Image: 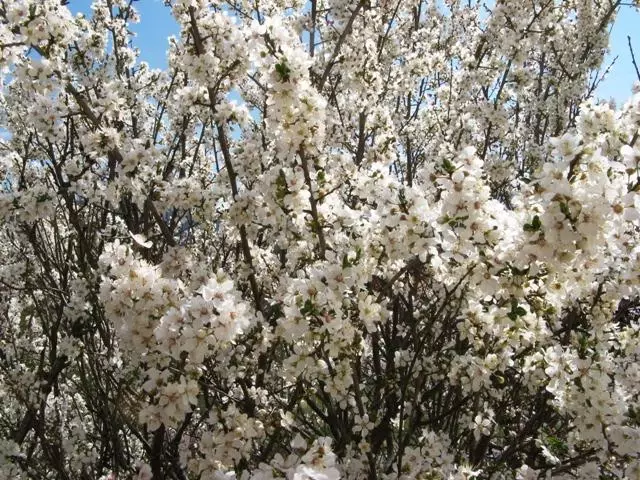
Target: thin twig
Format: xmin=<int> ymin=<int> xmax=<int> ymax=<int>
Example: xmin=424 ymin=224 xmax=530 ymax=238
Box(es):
xmin=318 ymin=0 xmax=365 ymax=90
xmin=628 ymin=35 xmax=640 ymax=82
xmin=188 ymin=7 xmax=264 ymax=314
xmin=299 ymin=150 xmax=327 ymax=258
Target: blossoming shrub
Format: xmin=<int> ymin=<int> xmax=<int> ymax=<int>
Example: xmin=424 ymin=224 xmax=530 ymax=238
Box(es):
xmin=1 ymin=0 xmax=639 ymax=478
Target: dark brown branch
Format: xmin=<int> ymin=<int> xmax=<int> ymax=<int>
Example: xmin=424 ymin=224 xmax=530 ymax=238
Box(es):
xmin=299 ymin=150 xmax=327 ymax=258
xmin=188 ymin=7 xmax=264 ymax=314
xmin=317 ymin=1 xmax=365 ymax=90
xmin=628 ymin=35 xmax=640 ymax=82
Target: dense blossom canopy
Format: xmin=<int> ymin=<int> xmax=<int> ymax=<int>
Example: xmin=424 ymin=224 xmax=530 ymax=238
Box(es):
xmin=1 ymin=0 xmax=640 ymax=478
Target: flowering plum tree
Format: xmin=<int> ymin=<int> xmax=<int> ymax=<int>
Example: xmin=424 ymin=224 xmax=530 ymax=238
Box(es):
xmin=1 ymin=0 xmax=640 ymax=478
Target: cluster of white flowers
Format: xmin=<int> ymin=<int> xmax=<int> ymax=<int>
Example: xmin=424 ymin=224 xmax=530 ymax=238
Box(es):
xmin=100 ymin=241 xmax=254 ymax=432
xmin=244 ymin=437 xmax=340 ymax=480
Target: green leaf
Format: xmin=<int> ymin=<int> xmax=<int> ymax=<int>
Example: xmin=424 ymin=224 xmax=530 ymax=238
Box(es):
xmin=546 ymin=435 xmax=569 ymax=456
xmin=559 ymin=202 xmax=571 ymax=219
xmin=523 ymin=215 xmax=541 ymax=232
xmin=508 ymin=300 xmax=527 ymax=320
xmin=275 ymin=61 xmax=291 ymax=82
xmin=531 ymin=215 xmax=541 ymax=229
xmin=509 ymin=264 xmax=530 ymax=276
xmin=442 ymin=158 xmax=456 ymax=174
xmin=300 ymin=299 xmax=316 ymax=316
xmin=275 ymin=171 xmax=288 ymax=200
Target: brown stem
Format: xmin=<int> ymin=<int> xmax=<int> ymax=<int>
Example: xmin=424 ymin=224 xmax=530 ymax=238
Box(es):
xmin=628 ymin=35 xmax=640 ymax=82
xmin=188 ymin=7 xmax=264 ymax=313
xmin=318 ymin=1 xmax=365 ymax=90
xmin=299 ymin=150 xmax=327 ymax=258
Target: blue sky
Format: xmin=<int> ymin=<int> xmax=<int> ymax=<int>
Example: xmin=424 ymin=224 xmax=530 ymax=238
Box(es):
xmin=69 ymin=0 xmax=640 ymax=104
xmin=597 ymin=3 xmax=640 ymax=105
xmin=70 ymin=0 xmax=177 ymax=68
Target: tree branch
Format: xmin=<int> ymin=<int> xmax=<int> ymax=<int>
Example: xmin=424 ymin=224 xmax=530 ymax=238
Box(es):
xmin=628 ymin=35 xmax=640 ymax=82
